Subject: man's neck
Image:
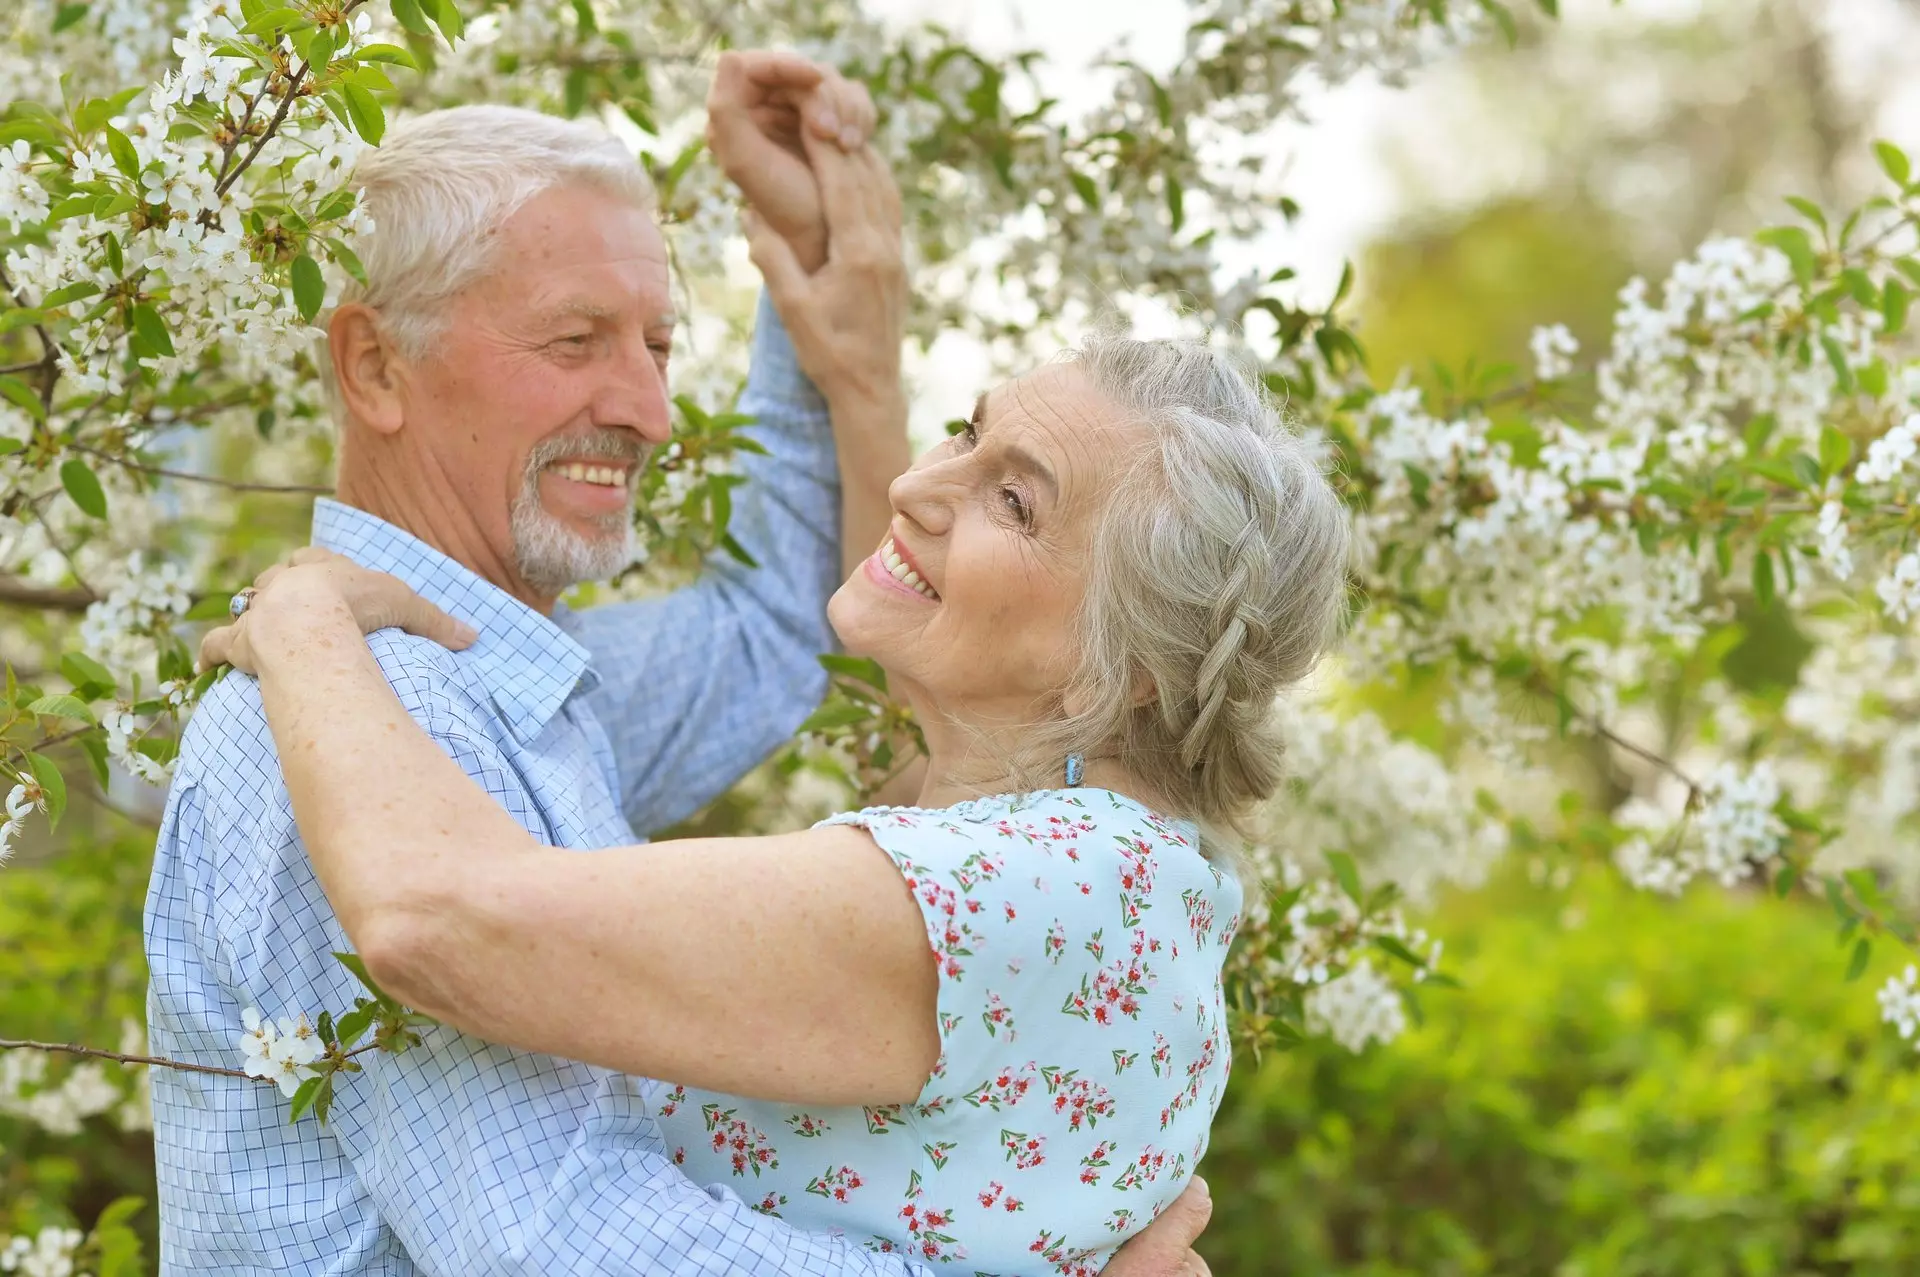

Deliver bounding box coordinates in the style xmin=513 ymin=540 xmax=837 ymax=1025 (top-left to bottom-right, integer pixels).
xmin=335 ymin=457 xmax=557 ymax=616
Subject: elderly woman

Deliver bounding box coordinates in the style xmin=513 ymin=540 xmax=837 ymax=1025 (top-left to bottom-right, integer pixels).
xmin=205 ymin=323 xmax=1347 ymax=1271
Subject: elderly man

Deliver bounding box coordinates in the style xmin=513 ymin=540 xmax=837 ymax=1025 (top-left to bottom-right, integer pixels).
xmin=142 ymin=53 xmax=1210 ymax=1277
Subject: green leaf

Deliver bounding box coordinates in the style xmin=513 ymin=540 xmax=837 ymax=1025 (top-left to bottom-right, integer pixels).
xmin=1875 ymin=138 xmax=1912 ymax=187
xmin=52 ymin=3 xmax=89 ymax=32
xmin=1373 ymin=935 xmax=1426 ymax=969
xmin=129 ymin=302 xmax=175 ymax=356
xmin=333 ymin=951 xmax=394 ymax=1004
xmin=0 ymin=374 xmax=46 ymax=422
xmin=1773 ymin=860 xmax=1800 ymax=898
xmin=290 ymin=253 xmax=325 ymax=322
xmin=60 ymin=458 xmax=107 ymax=518
xmin=1755 ymin=225 xmax=1817 ymax=285
xmin=1845 ymin=866 xmax=1885 ymax=911
xmin=1751 ymin=549 xmax=1775 ymax=608
xmin=1845 ymin=936 xmax=1871 ymax=982
xmin=78 ymin=733 xmax=110 ymax=789
xmin=43 ymin=279 xmax=101 ymax=309
xmin=26 ymin=693 xmax=94 ymax=723
xmin=1882 ymin=278 xmax=1910 ymax=335
xmin=1819 ymin=333 xmax=1853 ymax=395
xmin=334 ymin=1005 xmax=374 ymax=1048
xmin=287 ymin=1074 xmax=324 ymax=1123
xmin=325 ymin=237 xmax=367 ymax=285
xmin=313 ymin=189 xmax=357 ymax=221
xmin=0 ymin=438 xmax=21 ymax=456
xmin=389 ymin=0 xmax=432 ymax=36
xmin=354 ymin=42 xmax=418 ymax=68
xmin=796 ymin=701 xmax=874 ymax=734
xmin=1784 ymin=195 xmax=1827 ymax=232
xmin=1325 ymin=850 xmax=1363 ymax=906
xmin=303 ymin=26 xmax=337 ymax=71
xmin=340 ymin=81 xmax=385 ymax=145
xmin=184 ymin=592 xmax=234 ymax=621
xmin=26 ymin=751 xmax=66 ymax=830
xmin=717 ymin=532 xmax=757 ymax=569
xmin=818 ymin=653 xmax=888 ymax=690
xmin=423 ymin=0 xmax=463 ymax=43
xmin=1818 ymin=425 xmax=1850 ymax=479
xmin=241 ymin=5 xmax=306 ymax=33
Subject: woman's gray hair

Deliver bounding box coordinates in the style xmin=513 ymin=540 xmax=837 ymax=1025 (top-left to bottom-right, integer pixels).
xmin=340 ymin=105 xmax=654 ymax=358
xmin=1031 ymin=335 xmax=1350 ymax=836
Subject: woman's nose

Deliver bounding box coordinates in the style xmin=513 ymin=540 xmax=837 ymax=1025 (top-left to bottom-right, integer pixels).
xmin=887 ymin=463 xmax=953 ymax=536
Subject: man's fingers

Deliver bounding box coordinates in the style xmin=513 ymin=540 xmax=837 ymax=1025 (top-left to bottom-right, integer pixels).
xmin=743 ymin=209 xmax=809 ymax=302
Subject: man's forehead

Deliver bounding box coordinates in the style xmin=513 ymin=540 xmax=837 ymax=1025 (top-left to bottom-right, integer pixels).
xmin=524 ymin=296 xmax=678 ymax=328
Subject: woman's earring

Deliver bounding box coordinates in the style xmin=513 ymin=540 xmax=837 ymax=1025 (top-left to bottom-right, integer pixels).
xmin=1064 ymin=753 xmax=1084 ymax=788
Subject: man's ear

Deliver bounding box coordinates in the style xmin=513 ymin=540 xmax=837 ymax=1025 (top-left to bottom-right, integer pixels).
xmin=329 ymin=303 xmax=407 ymax=436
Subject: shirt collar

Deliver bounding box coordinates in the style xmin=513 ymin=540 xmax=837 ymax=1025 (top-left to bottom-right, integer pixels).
xmin=310 ymin=499 xmax=599 ymax=743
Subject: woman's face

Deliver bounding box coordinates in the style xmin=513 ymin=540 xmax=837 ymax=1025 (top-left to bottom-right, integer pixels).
xmin=828 ymin=364 xmax=1149 ymax=726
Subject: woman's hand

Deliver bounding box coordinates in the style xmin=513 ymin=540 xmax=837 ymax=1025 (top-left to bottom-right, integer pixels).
xmin=745 ymin=129 xmax=906 ymax=410
xmin=199 ymin=548 xmax=476 ymax=675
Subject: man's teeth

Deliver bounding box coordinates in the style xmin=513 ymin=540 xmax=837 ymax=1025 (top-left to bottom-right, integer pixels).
xmin=552 ymin=462 xmax=626 ymax=487
xmin=880 ymin=538 xmax=938 ymax=599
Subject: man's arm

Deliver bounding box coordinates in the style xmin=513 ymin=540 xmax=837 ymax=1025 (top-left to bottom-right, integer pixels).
xmin=569 ymin=294 xmax=874 ymax=834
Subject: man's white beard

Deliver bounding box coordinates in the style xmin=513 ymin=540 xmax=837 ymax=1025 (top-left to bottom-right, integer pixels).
xmin=509 ymin=487 xmax=637 ymax=597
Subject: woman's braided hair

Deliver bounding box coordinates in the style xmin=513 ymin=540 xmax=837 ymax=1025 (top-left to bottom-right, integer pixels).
xmin=1028 ymin=334 xmax=1350 ymax=836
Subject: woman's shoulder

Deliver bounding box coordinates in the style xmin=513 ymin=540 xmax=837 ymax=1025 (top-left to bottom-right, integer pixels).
xmin=821 ymin=787 xmax=1234 ymax=886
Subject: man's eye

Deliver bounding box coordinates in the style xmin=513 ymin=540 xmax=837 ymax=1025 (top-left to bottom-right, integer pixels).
xmin=554 ymin=334 xmax=593 ymax=348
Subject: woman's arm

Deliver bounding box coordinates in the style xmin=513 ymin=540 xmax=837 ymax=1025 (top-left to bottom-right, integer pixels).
xmin=216 ymin=564 xmax=939 ymax=1106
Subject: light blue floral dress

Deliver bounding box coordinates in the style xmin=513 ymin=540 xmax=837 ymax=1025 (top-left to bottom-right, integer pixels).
xmin=653 ymin=788 xmax=1243 ymax=1276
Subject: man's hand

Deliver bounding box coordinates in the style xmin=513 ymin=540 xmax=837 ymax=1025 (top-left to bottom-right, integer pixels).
xmin=1104 ymin=1177 xmax=1214 ymax=1277
xmin=706 ymin=50 xmax=877 ymax=274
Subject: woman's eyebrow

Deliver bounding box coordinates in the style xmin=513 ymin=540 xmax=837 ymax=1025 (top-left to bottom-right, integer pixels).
xmin=975 ymin=392 xmax=1057 ymax=496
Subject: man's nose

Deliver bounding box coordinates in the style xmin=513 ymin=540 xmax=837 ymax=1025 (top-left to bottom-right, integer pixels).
xmin=592 ymin=341 xmax=673 ymax=445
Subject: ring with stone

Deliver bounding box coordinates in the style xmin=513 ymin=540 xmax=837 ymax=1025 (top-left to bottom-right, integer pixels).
xmin=228 ymin=587 xmax=258 ymax=619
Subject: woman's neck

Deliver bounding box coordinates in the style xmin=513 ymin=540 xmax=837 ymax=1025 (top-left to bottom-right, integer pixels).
xmin=903 ymin=688 xmax=1159 ymax=813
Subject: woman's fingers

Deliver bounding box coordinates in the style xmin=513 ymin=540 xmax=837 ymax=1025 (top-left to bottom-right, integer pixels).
xmin=391 ymin=595 xmax=478 ymax=651
xmin=198 ymin=617 xmax=251 ymax=674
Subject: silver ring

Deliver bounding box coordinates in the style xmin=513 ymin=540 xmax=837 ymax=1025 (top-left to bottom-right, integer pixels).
xmin=228 ymin=587 xmax=258 ymax=619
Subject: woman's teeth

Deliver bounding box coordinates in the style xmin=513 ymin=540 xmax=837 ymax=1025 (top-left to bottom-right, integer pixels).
xmin=552 ymin=462 xmax=626 ymax=487
xmin=881 ymin=538 xmax=939 ymax=600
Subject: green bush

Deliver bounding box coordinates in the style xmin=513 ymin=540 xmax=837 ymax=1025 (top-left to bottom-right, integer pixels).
xmin=1199 ymin=868 xmax=1920 ymax=1277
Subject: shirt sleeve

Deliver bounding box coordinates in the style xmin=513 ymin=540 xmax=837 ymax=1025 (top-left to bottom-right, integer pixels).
xmin=183 ymin=638 xmax=936 ymax=1277
xmin=570 ymin=292 xmax=840 ymax=836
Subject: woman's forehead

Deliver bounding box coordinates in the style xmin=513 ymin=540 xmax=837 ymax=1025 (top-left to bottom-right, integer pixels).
xmin=986 ymin=366 xmax=1146 ymax=492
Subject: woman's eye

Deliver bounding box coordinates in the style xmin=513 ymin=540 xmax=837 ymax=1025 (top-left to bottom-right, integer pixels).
xmin=1001 ymin=486 xmax=1031 ymax=526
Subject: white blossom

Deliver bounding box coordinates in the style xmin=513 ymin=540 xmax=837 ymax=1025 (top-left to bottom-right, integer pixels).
xmin=1303 ymin=960 xmax=1407 ymax=1052
xmin=1880 ymin=966 xmax=1920 ymax=1047
xmin=1529 ymin=323 xmax=1579 ymax=381
xmin=1 ymin=782 xmax=41 ymax=866
xmin=237 ymin=1007 xmax=322 ymax=1097
xmin=1875 ymin=552 xmax=1920 ymax=624
xmin=0 ymin=1228 xmax=85 ymax=1277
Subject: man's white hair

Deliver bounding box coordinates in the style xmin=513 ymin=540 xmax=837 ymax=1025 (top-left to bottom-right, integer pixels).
xmin=340 ymin=104 xmax=655 ymax=357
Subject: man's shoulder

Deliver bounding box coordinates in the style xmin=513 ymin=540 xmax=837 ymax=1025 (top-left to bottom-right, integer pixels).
xmin=179 ymin=633 xmax=492 ymax=791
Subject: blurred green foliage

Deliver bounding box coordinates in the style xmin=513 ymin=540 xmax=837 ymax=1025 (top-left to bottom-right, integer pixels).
xmin=1199 ymin=867 xmax=1920 ymax=1276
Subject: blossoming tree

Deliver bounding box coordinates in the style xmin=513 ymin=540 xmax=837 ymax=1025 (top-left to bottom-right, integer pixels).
xmin=4 ymin=0 xmax=1920 ymax=1261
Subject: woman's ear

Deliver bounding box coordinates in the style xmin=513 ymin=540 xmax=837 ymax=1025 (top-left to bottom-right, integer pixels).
xmin=329 ymin=303 xmax=407 ymax=436
xmin=1129 ymin=668 xmax=1157 ymax=709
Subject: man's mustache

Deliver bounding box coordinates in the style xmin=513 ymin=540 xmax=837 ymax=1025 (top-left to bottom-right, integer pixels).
xmin=523 ymin=431 xmax=651 ymax=480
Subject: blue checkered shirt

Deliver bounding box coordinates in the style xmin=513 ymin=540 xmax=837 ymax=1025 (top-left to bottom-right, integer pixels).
xmin=144 ymin=299 xmax=933 ymax=1276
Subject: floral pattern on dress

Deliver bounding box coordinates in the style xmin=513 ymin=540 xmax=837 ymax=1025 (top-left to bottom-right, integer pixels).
xmin=652 ymin=788 xmax=1242 ymax=1275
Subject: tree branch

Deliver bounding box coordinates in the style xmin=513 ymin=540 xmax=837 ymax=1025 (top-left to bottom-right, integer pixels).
xmin=0 ymin=1038 xmax=252 ymax=1080
xmin=74 ymin=445 xmax=332 ymax=496
xmin=0 ymin=577 xmax=95 ymax=612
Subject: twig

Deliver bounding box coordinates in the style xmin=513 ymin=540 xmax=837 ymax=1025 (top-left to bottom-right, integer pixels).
xmin=0 ymin=1038 xmax=252 ymax=1080
xmin=74 ymin=445 xmax=332 ymax=496
xmin=0 ymin=262 xmax=62 ymax=409
xmin=0 ymin=578 xmax=95 ymax=611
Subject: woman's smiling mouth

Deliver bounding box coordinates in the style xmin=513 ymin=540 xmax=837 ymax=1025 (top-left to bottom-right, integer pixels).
xmin=868 ymin=535 xmax=940 ymax=601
